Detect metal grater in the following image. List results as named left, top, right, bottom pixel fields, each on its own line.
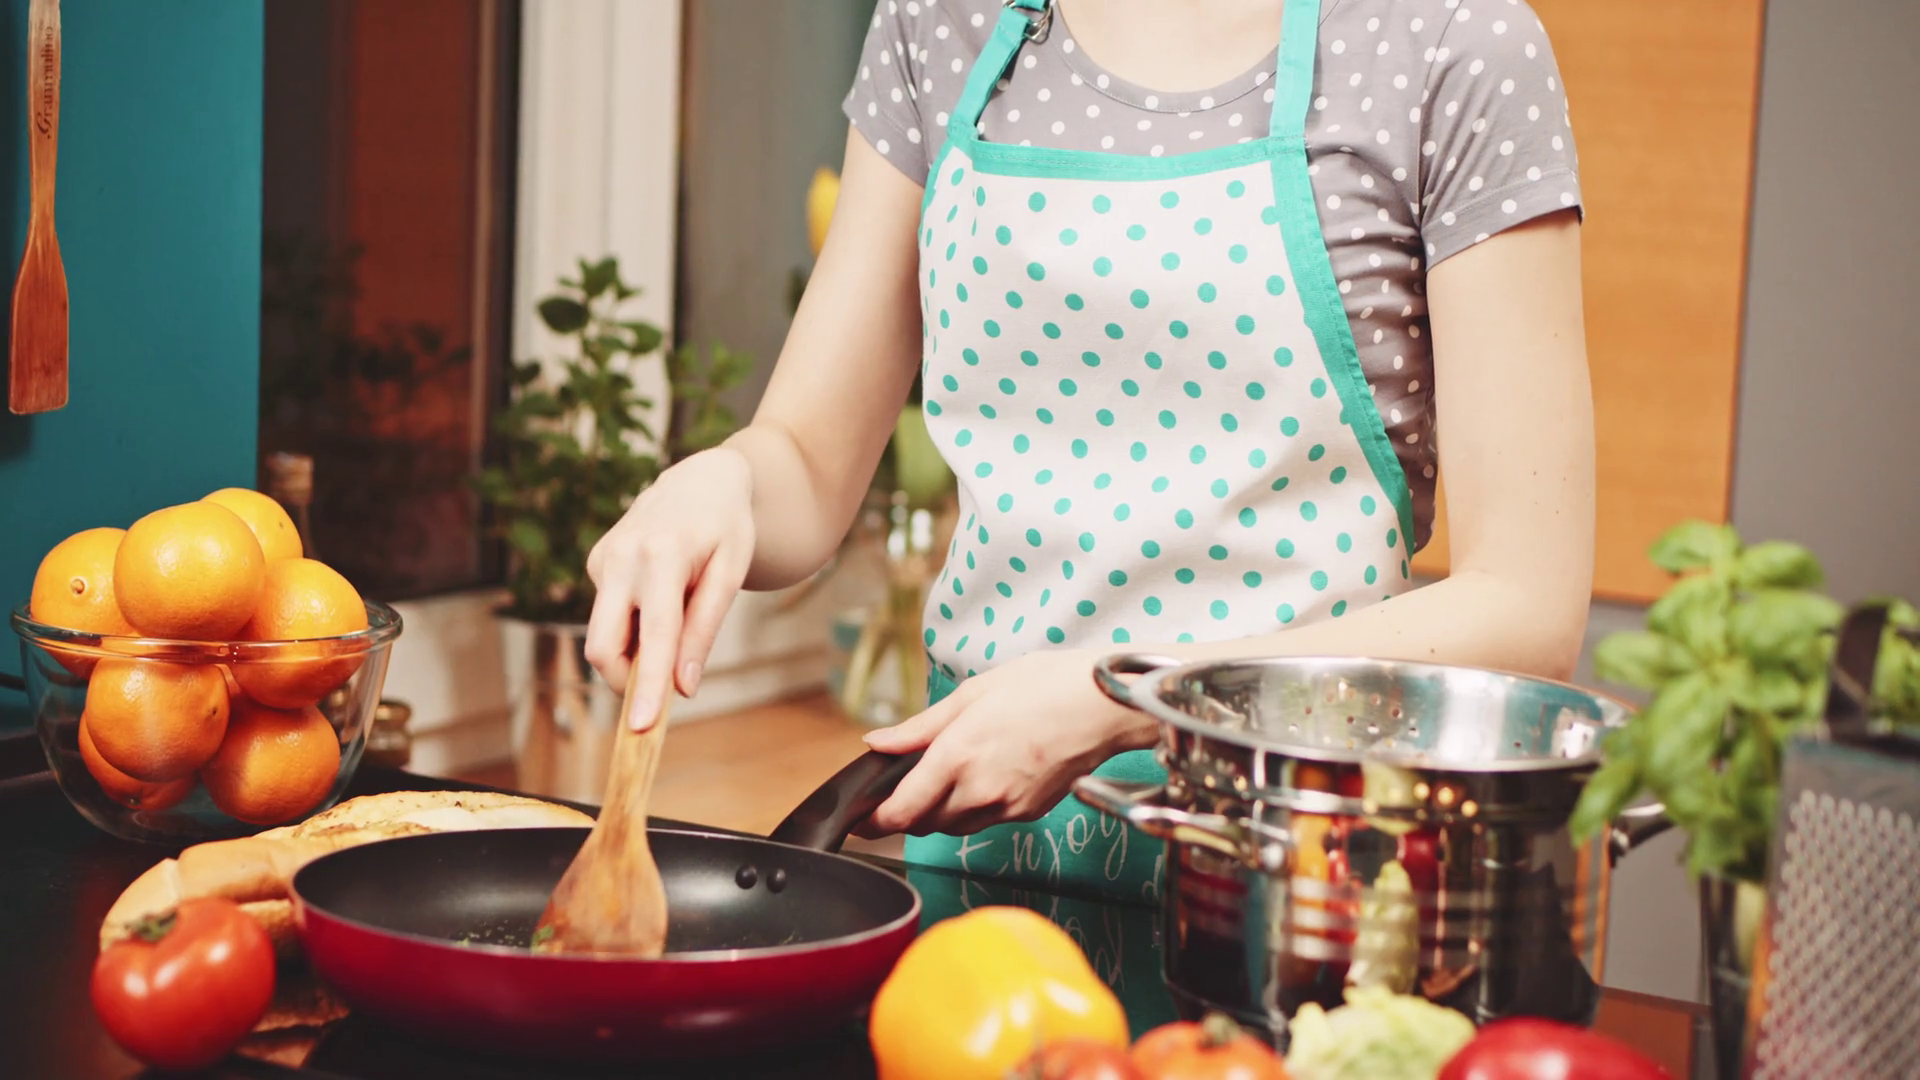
left=1746, top=604, right=1920, bottom=1080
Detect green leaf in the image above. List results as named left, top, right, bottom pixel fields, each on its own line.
left=1724, top=661, right=1807, bottom=717
left=1569, top=756, right=1642, bottom=844
left=620, top=321, right=664, bottom=355
left=538, top=297, right=590, bottom=334
left=1641, top=672, right=1728, bottom=791
left=581, top=257, right=619, bottom=298
left=1593, top=630, right=1697, bottom=690
left=505, top=518, right=550, bottom=560
left=1727, top=589, right=1844, bottom=666
left=1686, top=816, right=1757, bottom=881
left=1734, top=541, right=1825, bottom=590
left=1647, top=574, right=1732, bottom=663
left=1648, top=520, right=1741, bottom=575
left=1874, top=622, right=1920, bottom=724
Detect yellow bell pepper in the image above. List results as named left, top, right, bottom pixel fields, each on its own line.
left=868, top=906, right=1129, bottom=1080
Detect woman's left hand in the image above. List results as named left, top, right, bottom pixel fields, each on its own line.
left=855, top=649, right=1157, bottom=838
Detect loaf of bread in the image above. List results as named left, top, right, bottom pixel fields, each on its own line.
left=101, top=789, right=594, bottom=957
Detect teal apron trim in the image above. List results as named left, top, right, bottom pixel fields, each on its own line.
left=1265, top=0, right=1418, bottom=553
left=948, top=8, right=1032, bottom=143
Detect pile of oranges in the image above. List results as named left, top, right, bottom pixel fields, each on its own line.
left=29, top=488, right=368, bottom=826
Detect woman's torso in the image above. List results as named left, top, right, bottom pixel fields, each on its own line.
left=845, top=0, right=1581, bottom=677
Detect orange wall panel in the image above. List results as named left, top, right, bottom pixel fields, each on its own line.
left=1414, top=0, right=1766, bottom=602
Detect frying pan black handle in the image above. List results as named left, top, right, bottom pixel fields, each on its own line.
left=0, top=671, right=23, bottom=694
left=767, top=749, right=922, bottom=853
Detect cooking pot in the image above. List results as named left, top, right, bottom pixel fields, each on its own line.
left=1074, top=654, right=1667, bottom=1040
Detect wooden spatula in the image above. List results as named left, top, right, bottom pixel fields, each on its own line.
left=8, top=0, right=66, bottom=416
left=531, top=664, right=670, bottom=957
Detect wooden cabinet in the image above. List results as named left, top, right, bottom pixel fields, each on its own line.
left=1413, top=0, right=1767, bottom=602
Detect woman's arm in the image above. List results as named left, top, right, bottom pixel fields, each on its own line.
left=583, top=129, right=924, bottom=703
left=863, top=208, right=1596, bottom=833
left=730, top=129, right=928, bottom=591
left=1163, top=207, right=1596, bottom=679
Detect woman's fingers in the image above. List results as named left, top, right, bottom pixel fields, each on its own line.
left=862, top=683, right=972, bottom=753
left=675, top=542, right=750, bottom=697
left=582, top=558, right=637, bottom=691
left=862, top=747, right=957, bottom=836
left=628, top=542, right=691, bottom=730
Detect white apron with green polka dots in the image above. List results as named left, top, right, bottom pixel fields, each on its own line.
left=906, top=0, right=1416, bottom=906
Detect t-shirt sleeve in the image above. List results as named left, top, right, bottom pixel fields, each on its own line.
left=843, top=0, right=937, bottom=182
left=1417, top=2, right=1583, bottom=266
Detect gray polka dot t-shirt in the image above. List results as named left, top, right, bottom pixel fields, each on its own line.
left=845, top=0, right=1584, bottom=549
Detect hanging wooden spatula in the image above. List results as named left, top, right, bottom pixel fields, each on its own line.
left=532, top=662, right=670, bottom=957
left=8, top=0, right=66, bottom=416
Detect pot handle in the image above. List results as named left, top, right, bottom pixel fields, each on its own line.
left=1608, top=801, right=1672, bottom=865
left=768, top=750, right=923, bottom=853
left=1073, top=774, right=1290, bottom=872
left=1091, top=653, right=1183, bottom=708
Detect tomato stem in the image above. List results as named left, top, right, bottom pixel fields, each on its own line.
left=131, top=910, right=177, bottom=944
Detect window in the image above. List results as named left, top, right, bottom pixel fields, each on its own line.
left=259, top=0, right=521, bottom=600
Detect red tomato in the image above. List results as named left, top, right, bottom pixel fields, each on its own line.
left=1438, top=1018, right=1671, bottom=1080
left=90, top=897, right=276, bottom=1071
left=1017, top=1037, right=1145, bottom=1080
left=1398, top=828, right=1441, bottom=896
left=1130, top=1014, right=1291, bottom=1080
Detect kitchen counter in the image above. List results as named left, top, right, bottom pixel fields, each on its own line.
left=0, top=734, right=1713, bottom=1079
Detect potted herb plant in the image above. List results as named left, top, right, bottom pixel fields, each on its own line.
left=475, top=256, right=750, bottom=800
left=1568, top=520, right=1920, bottom=1075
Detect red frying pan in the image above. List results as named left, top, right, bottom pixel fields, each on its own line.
left=289, top=751, right=921, bottom=1063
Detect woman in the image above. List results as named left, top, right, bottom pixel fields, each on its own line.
left=584, top=0, right=1593, bottom=912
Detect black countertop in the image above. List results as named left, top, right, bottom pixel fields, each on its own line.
left=0, top=734, right=1710, bottom=1080
left=0, top=736, right=1168, bottom=1080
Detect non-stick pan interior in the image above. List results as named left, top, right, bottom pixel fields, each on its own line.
left=293, top=827, right=917, bottom=954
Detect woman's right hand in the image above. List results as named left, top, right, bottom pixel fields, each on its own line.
left=583, top=444, right=756, bottom=728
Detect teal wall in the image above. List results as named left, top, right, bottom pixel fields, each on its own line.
left=0, top=0, right=263, bottom=727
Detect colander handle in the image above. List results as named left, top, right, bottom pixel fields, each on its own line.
left=1607, top=801, right=1672, bottom=865
left=1091, top=653, right=1183, bottom=708
left=1073, top=774, right=1290, bottom=873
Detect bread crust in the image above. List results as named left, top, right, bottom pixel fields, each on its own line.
left=100, top=790, right=592, bottom=955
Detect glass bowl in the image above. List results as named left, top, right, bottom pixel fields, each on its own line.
left=11, top=600, right=402, bottom=844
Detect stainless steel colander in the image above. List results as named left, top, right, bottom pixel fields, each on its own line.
left=1075, top=653, right=1664, bottom=1039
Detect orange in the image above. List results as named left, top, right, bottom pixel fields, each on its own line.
left=83, top=659, right=230, bottom=782
left=115, top=503, right=267, bottom=639
left=202, top=488, right=303, bottom=563
left=232, top=558, right=368, bottom=708
left=29, top=527, right=136, bottom=676
left=201, top=698, right=341, bottom=825
left=77, top=713, right=195, bottom=812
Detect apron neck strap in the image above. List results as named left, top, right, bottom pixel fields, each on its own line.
left=955, top=0, right=1322, bottom=143
left=1268, top=0, right=1323, bottom=140
left=952, top=2, right=1049, bottom=137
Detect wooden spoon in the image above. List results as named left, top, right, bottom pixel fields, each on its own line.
left=531, top=664, right=670, bottom=957
left=8, top=0, right=66, bottom=416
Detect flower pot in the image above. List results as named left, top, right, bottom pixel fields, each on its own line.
left=1699, top=872, right=1768, bottom=1080
left=497, top=616, right=621, bottom=805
